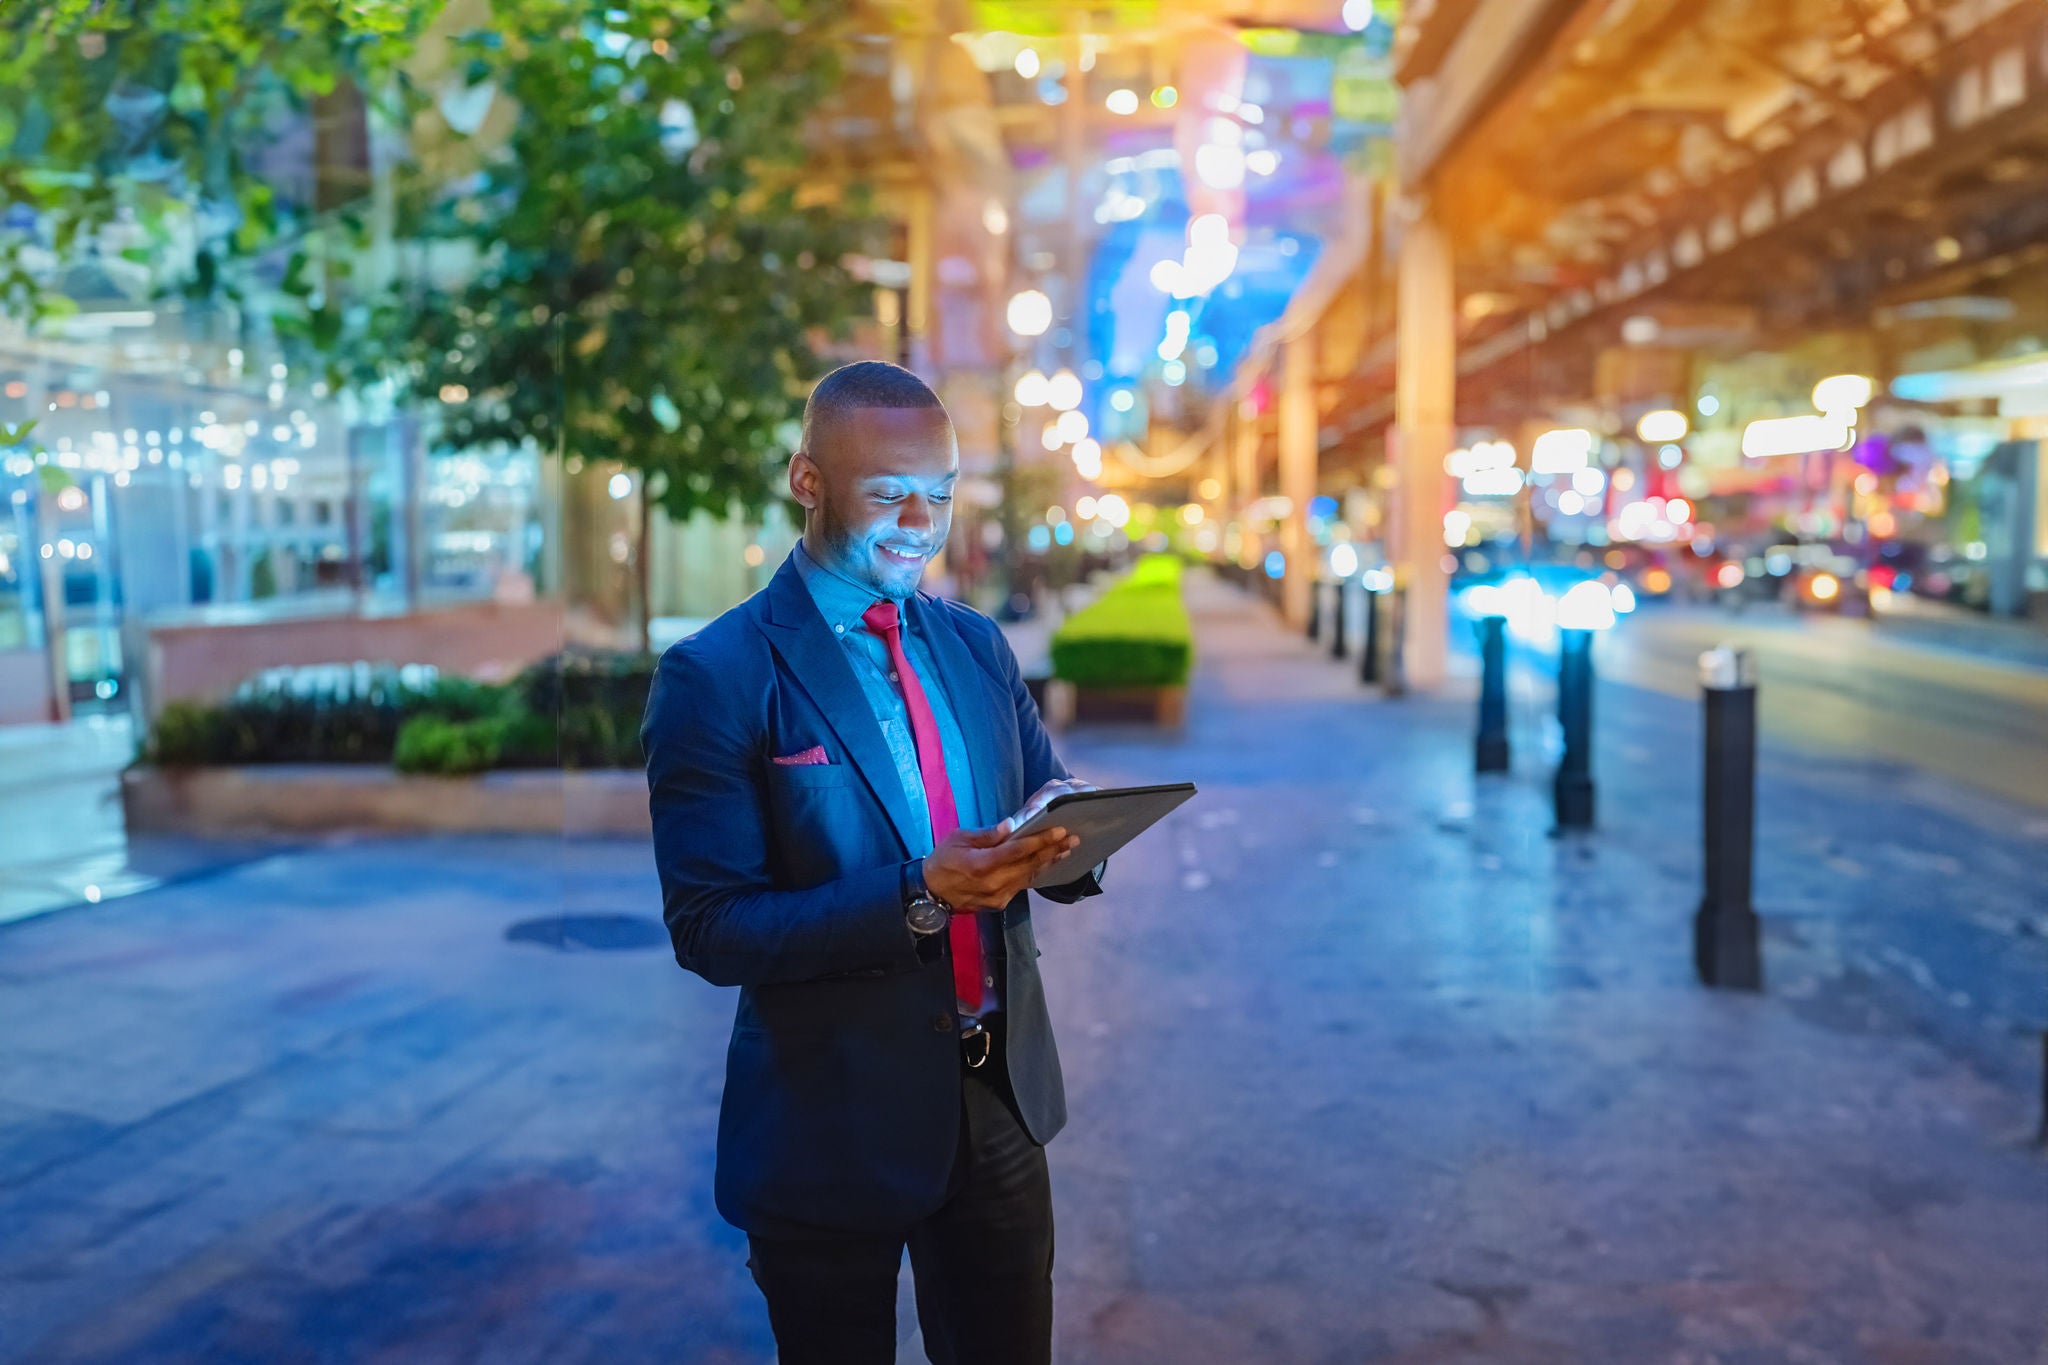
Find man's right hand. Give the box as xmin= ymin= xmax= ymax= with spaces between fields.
xmin=924 ymin=822 xmax=1081 ymax=912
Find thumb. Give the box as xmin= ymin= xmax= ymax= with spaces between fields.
xmin=959 ymin=822 xmax=1011 ymax=847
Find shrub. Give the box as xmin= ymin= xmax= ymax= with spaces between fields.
xmin=1050 ymin=556 xmax=1193 ymax=689
xmin=515 ymin=650 xmax=657 ymax=768
xmin=393 ymin=715 xmax=503 ymax=776
xmin=143 ymin=663 xmax=516 ymax=767
xmin=1122 ymin=553 xmax=1184 ymax=589
xmin=141 ymin=655 xmax=654 ymax=771
xmin=492 ymin=707 xmax=561 ymax=768
xmin=420 ymin=675 xmax=512 ymax=722
xmin=149 ymin=701 xmax=226 ymax=767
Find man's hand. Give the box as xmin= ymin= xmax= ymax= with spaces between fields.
xmin=924 ymin=821 xmax=1081 ymax=912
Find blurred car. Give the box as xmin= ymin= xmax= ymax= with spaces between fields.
xmin=1781 ymin=544 xmax=1870 ymax=614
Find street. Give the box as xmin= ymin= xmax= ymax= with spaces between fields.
xmin=1596 ymin=603 xmax=2048 ymax=809
xmin=2 ymin=573 xmax=2042 ymax=1364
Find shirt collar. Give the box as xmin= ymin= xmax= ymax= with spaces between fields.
xmin=790 ymin=538 xmax=890 ymax=635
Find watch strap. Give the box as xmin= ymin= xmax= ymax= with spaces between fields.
xmin=902 ymin=857 xmax=948 ymax=910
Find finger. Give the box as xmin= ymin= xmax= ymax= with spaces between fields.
xmin=959 ymin=823 xmax=1010 ymax=848
xmin=1036 ymin=834 xmax=1084 ymax=866
xmin=1001 ymin=826 xmax=1070 ymax=860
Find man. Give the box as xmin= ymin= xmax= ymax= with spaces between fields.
xmin=642 ymin=360 xmax=1105 ymax=1365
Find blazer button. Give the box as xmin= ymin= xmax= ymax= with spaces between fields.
xmin=931 ymin=1014 xmax=954 ymax=1033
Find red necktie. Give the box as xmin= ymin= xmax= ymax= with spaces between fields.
xmin=862 ymin=600 xmax=984 ymax=1015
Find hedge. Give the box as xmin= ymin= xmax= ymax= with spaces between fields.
xmin=1049 ymin=554 xmax=1194 ymax=688
xmin=146 ymin=651 xmax=657 ymax=772
xmin=147 ymin=663 xmax=483 ymax=767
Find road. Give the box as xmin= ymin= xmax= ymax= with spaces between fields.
xmin=1595 ymin=603 xmax=2048 ymax=809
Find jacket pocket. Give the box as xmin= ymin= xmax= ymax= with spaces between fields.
xmin=768 ymin=760 xmax=854 ymax=789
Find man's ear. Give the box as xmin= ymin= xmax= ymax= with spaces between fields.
xmin=788 ymin=451 xmax=819 ymax=510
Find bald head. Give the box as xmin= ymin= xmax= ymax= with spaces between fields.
xmin=800 ymin=361 xmax=945 ymax=457
xmin=791 ymin=361 xmax=958 ymax=599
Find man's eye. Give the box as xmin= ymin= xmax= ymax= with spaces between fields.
xmin=931 ymin=493 xmax=953 ymax=504
xmin=873 ymin=493 xmax=904 ymax=504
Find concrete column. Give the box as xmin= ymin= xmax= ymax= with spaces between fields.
xmin=1208 ymin=412 xmax=1232 ymax=513
xmin=1232 ymin=395 xmax=1259 ymax=565
xmin=904 ymin=181 xmax=937 ymax=375
xmin=1279 ymin=331 xmax=1318 ymax=627
xmin=1062 ymin=30 xmax=1088 ymax=363
xmin=1394 ymin=200 xmax=1454 ymax=689
xmin=28 ymin=406 xmax=71 ymax=723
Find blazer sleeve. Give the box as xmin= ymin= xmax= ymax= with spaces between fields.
xmin=969 ymin=610 xmax=1106 ymax=906
xmin=641 ymin=640 xmax=923 ymax=988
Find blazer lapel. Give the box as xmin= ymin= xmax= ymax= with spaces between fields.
xmin=757 ymin=558 xmax=923 ymax=856
xmin=908 ymin=592 xmax=1018 ymax=821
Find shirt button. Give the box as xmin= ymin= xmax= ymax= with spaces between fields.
xmin=834 ymin=624 xmax=845 ymax=634
xmin=889 ymin=672 xmax=899 ymax=682
xmin=985 ymin=975 xmax=996 ymax=987
xmin=931 ymin=1014 xmax=954 ymax=1033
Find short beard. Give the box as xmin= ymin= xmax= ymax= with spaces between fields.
xmin=809 ymin=513 xmax=915 ymax=599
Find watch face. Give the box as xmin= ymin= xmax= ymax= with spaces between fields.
xmin=907 ymin=897 xmax=948 ymax=935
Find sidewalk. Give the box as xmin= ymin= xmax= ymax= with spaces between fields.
xmin=0 ymin=716 xmax=145 ymax=926
xmin=0 ymin=572 xmax=2042 ymax=1364
xmin=0 ymin=716 xmax=288 ymax=928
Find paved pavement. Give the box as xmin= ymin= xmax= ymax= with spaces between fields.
xmin=2 ymin=573 xmax=2044 ymax=1364
xmin=0 ymin=715 xmax=289 ymax=928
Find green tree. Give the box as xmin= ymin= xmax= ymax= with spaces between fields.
xmin=0 ymin=1 xmax=431 ymax=326
xmin=373 ymin=0 xmax=882 ymax=643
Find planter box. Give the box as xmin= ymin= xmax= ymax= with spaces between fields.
xmin=123 ymin=764 xmax=650 ymax=838
xmin=1040 ymin=680 xmax=1187 ymax=729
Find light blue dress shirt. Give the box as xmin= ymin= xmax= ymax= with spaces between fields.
xmin=790 ymin=541 xmax=1003 ymax=1018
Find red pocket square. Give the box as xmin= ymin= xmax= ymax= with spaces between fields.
xmin=772 ymin=745 xmax=830 ymax=767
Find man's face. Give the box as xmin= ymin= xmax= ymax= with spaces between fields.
xmin=791 ymin=405 xmax=958 ymax=599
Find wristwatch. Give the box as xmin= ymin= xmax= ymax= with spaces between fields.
xmin=902 ymin=858 xmax=950 ymax=937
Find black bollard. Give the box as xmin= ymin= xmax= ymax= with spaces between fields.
xmin=2038 ymin=1032 xmax=2047 ymax=1147
xmin=1694 ymin=646 xmax=1763 ymax=990
xmin=1383 ymin=585 xmax=1409 ymax=696
xmin=1474 ymin=613 xmax=1510 ymax=772
xmin=1359 ymin=583 xmax=1381 ymax=685
xmin=1553 ymin=627 xmax=1595 ymax=829
xmin=1330 ymin=578 xmax=1350 ymax=659
xmin=1307 ymin=579 xmax=1323 ymax=641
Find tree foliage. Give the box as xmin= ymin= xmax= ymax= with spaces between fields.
xmin=378 ymin=0 xmax=883 ymax=523
xmin=0 ymin=1 xmax=431 ymax=324
xmin=2 ymin=0 xmax=884 ymax=530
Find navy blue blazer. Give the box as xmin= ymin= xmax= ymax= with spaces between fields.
xmin=642 ymin=555 xmax=1101 ymax=1234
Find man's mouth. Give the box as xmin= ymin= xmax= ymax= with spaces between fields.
xmin=877 ymin=545 xmax=929 ymax=567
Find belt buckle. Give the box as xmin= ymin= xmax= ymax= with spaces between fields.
xmin=960 ymin=1022 xmax=991 ymax=1070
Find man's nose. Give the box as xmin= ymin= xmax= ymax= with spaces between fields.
xmin=898 ymin=497 xmax=934 ymax=533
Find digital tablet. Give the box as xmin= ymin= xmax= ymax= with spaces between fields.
xmin=1010 ymin=782 xmax=1198 ymax=888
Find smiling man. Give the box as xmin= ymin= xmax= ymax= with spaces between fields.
xmin=641 ymin=360 xmax=1104 ymax=1365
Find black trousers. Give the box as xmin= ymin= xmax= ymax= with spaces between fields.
xmin=745 ymin=1025 xmax=1055 ymax=1365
